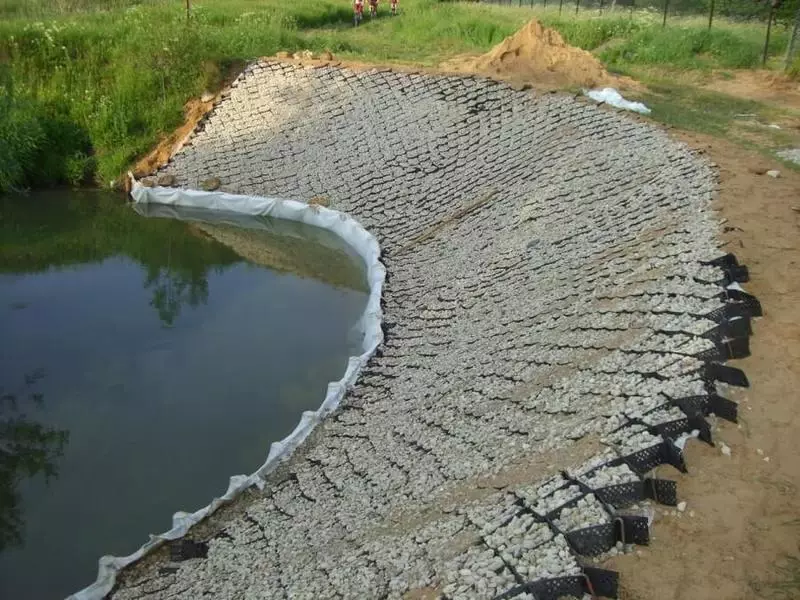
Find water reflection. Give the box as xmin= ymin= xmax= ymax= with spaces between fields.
xmin=0 ymin=371 xmax=69 ymax=552
xmin=144 ymin=249 xmax=211 ymax=327
xmin=0 ymin=190 xmax=241 ymax=328
xmin=134 ymin=203 xmax=369 ymax=293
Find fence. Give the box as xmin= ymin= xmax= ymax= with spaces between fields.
xmin=471 ymin=0 xmax=800 ymax=69
xmin=478 ymin=0 xmax=795 ymax=23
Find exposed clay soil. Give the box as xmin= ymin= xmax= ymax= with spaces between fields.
xmin=605 ymin=134 xmax=800 ymax=600
xmin=443 ymin=19 xmax=637 ymax=91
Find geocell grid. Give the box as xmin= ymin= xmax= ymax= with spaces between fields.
xmin=113 ymin=61 xmax=758 ymax=600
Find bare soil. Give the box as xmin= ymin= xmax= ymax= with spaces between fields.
xmin=441 ymin=19 xmax=637 ymax=92
xmin=605 ymin=133 xmax=800 ymax=600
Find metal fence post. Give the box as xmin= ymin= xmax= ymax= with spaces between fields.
xmin=707 ymin=0 xmax=715 ymax=29
xmin=762 ymin=5 xmax=775 ymax=67
xmin=662 ymin=0 xmax=669 ymax=27
xmin=785 ymin=3 xmax=800 ymax=70
xmin=559 ymin=0 xmax=564 ymax=14
xmin=575 ymin=0 xmax=580 ymax=15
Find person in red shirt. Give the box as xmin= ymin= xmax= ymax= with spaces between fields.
xmin=368 ymin=0 xmax=378 ymax=18
xmin=353 ymin=0 xmax=364 ymax=25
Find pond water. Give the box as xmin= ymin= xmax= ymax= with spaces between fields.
xmin=0 ymin=190 xmax=369 ymax=600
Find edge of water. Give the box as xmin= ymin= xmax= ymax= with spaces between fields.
xmin=68 ymin=177 xmax=385 ymax=600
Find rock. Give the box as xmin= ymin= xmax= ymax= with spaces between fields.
xmin=309 ymin=195 xmax=330 ymax=207
xmin=276 ymin=51 xmax=292 ymax=59
xmin=200 ymin=177 xmax=221 ymax=191
xmin=747 ymin=166 xmax=768 ymax=175
xmin=320 ymin=50 xmax=334 ymax=61
xmin=767 ymin=170 xmax=780 ymax=178
xmin=677 ymin=501 xmax=687 ymax=512
xmin=156 ymin=173 xmax=177 ymax=187
xmin=200 ymin=91 xmax=215 ymax=103
xmin=720 ymin=443 xmax=732 ymax=456
xmin=140 ymin=177 xmax=156 ymax=188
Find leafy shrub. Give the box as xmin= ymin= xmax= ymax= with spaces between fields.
xmin=0 ymin=98 xmax=45 ymax=193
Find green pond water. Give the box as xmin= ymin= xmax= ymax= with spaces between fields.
xmin=0 ymin=190 xmax=369 ymax=600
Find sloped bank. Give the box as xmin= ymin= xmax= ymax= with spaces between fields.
xmin=103 ymin=61 xmax=759 ymax=600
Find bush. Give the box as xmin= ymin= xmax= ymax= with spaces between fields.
xmin=599 ymin=24 xmax=769 ymax=68
xmin=0 ymin=98 xmax=45 ymax=193
xmin=0 ymin=70 xmax=94 ymax=192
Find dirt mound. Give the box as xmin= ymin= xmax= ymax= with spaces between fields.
xmin=469 ymin=19 xmax=611 ymax=89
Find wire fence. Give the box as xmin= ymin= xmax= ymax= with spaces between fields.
xmin=477 ymin=0 xmax=797 ymax=25
xmin=470 ymin=0 xmax=800 ymax=68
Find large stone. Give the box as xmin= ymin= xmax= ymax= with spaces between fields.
xmin=156 ymin=173 xmax=176 ymax=187
xmin=200 ymin=176 xmax=221 ymax=191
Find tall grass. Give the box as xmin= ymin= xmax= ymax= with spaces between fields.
xmin=0 ymin=0 xmax=155 ymax=18
xmin=0 ymin=0 xmax=793 ymax=192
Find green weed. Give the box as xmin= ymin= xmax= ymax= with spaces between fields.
xmin=638 ymin=82 xmax=765 ymax=135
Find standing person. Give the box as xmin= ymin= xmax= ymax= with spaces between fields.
xmin=354 ymin=0 xmax=364 ymax=25
xmin=368 ymin=0 xmax=378 ymax=18
xmin=390 ymin=0 xmax=397 ymax=15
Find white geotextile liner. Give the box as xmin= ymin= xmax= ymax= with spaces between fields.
xmin=585 ymin=87 xmax=651 ymax=115
xmin=70 ymin=180 xmax=385 ymax=600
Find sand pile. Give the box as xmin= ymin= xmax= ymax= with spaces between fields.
xmin=470 ymin=19 xmax=611 ymax=89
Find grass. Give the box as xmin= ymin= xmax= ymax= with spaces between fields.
xmin=638 ymin=80 xmax=798 ymax=151
xmin=0 ymin=0 xmax=797 ymax=192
